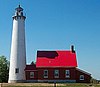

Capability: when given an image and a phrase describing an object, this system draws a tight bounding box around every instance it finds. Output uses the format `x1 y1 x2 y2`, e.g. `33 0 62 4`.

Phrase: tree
0 56 9 82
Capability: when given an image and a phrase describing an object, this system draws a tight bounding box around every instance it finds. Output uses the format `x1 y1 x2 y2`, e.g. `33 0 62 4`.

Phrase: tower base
8 80 26 83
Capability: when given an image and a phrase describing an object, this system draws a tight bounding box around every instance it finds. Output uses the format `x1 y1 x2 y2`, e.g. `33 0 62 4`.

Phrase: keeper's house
25 46 91 83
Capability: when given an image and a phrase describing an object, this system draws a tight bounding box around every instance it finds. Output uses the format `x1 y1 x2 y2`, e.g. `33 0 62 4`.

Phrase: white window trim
44 70 48 78
30 72 34 78
80 75 84 80
65 70 70 78
44 76 48 78
54 70 59 78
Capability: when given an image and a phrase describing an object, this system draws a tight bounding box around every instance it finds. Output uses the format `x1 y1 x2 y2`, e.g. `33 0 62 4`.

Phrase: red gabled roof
36 50 77 68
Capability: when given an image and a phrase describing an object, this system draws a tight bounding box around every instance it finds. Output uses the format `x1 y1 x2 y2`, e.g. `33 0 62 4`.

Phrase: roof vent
71 45 75 53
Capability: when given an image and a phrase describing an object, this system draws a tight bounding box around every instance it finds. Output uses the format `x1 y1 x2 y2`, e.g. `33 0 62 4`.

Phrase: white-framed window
65 70 70 78
80 75 84 80
44 70 48 78
30 72 34 78
54 70 59 78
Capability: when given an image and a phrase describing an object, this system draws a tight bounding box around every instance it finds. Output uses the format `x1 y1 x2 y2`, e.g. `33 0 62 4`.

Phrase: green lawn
3 86 100 87
1 83 100 87
3 85 100 87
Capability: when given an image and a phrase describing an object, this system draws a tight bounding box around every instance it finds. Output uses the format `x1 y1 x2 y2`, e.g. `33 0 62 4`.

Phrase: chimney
71 45 75 53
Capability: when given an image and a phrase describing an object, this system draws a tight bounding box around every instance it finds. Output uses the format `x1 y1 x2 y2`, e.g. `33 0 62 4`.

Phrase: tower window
44 70 48 78
30 72 34 78
65 70 70 78
80 75 84 80
15 68 19 73
54 70 59 78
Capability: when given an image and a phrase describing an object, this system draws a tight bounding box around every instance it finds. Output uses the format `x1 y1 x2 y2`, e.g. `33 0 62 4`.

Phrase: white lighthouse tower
8 5 26 83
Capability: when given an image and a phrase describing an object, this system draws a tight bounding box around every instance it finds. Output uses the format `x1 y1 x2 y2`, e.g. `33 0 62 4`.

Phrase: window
65 70 70 78
54 70 59 78
80 75 84 80
30 72 34 78
15 68 19 73
44 70 48 78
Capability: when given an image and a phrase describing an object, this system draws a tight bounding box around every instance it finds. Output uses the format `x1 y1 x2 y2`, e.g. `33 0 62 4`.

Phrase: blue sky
0 0 100 80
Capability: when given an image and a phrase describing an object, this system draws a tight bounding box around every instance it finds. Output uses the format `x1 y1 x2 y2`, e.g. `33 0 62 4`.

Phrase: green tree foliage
0 56 9 82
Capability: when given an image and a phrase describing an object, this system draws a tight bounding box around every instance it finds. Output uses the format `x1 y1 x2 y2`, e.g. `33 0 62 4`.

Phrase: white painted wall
8 16 26 83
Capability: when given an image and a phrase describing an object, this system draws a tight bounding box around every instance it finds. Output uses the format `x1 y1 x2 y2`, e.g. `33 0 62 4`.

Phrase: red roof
36 50 77 67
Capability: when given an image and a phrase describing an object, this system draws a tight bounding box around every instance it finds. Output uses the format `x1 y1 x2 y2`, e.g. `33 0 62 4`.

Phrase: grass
2 85 100 87
1 83 100 87
3 86 100 87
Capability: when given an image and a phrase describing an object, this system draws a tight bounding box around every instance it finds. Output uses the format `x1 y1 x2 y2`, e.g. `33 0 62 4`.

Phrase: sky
0 0 100 80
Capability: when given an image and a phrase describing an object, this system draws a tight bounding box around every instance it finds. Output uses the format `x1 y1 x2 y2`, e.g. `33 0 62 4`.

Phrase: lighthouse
8 5 26 83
